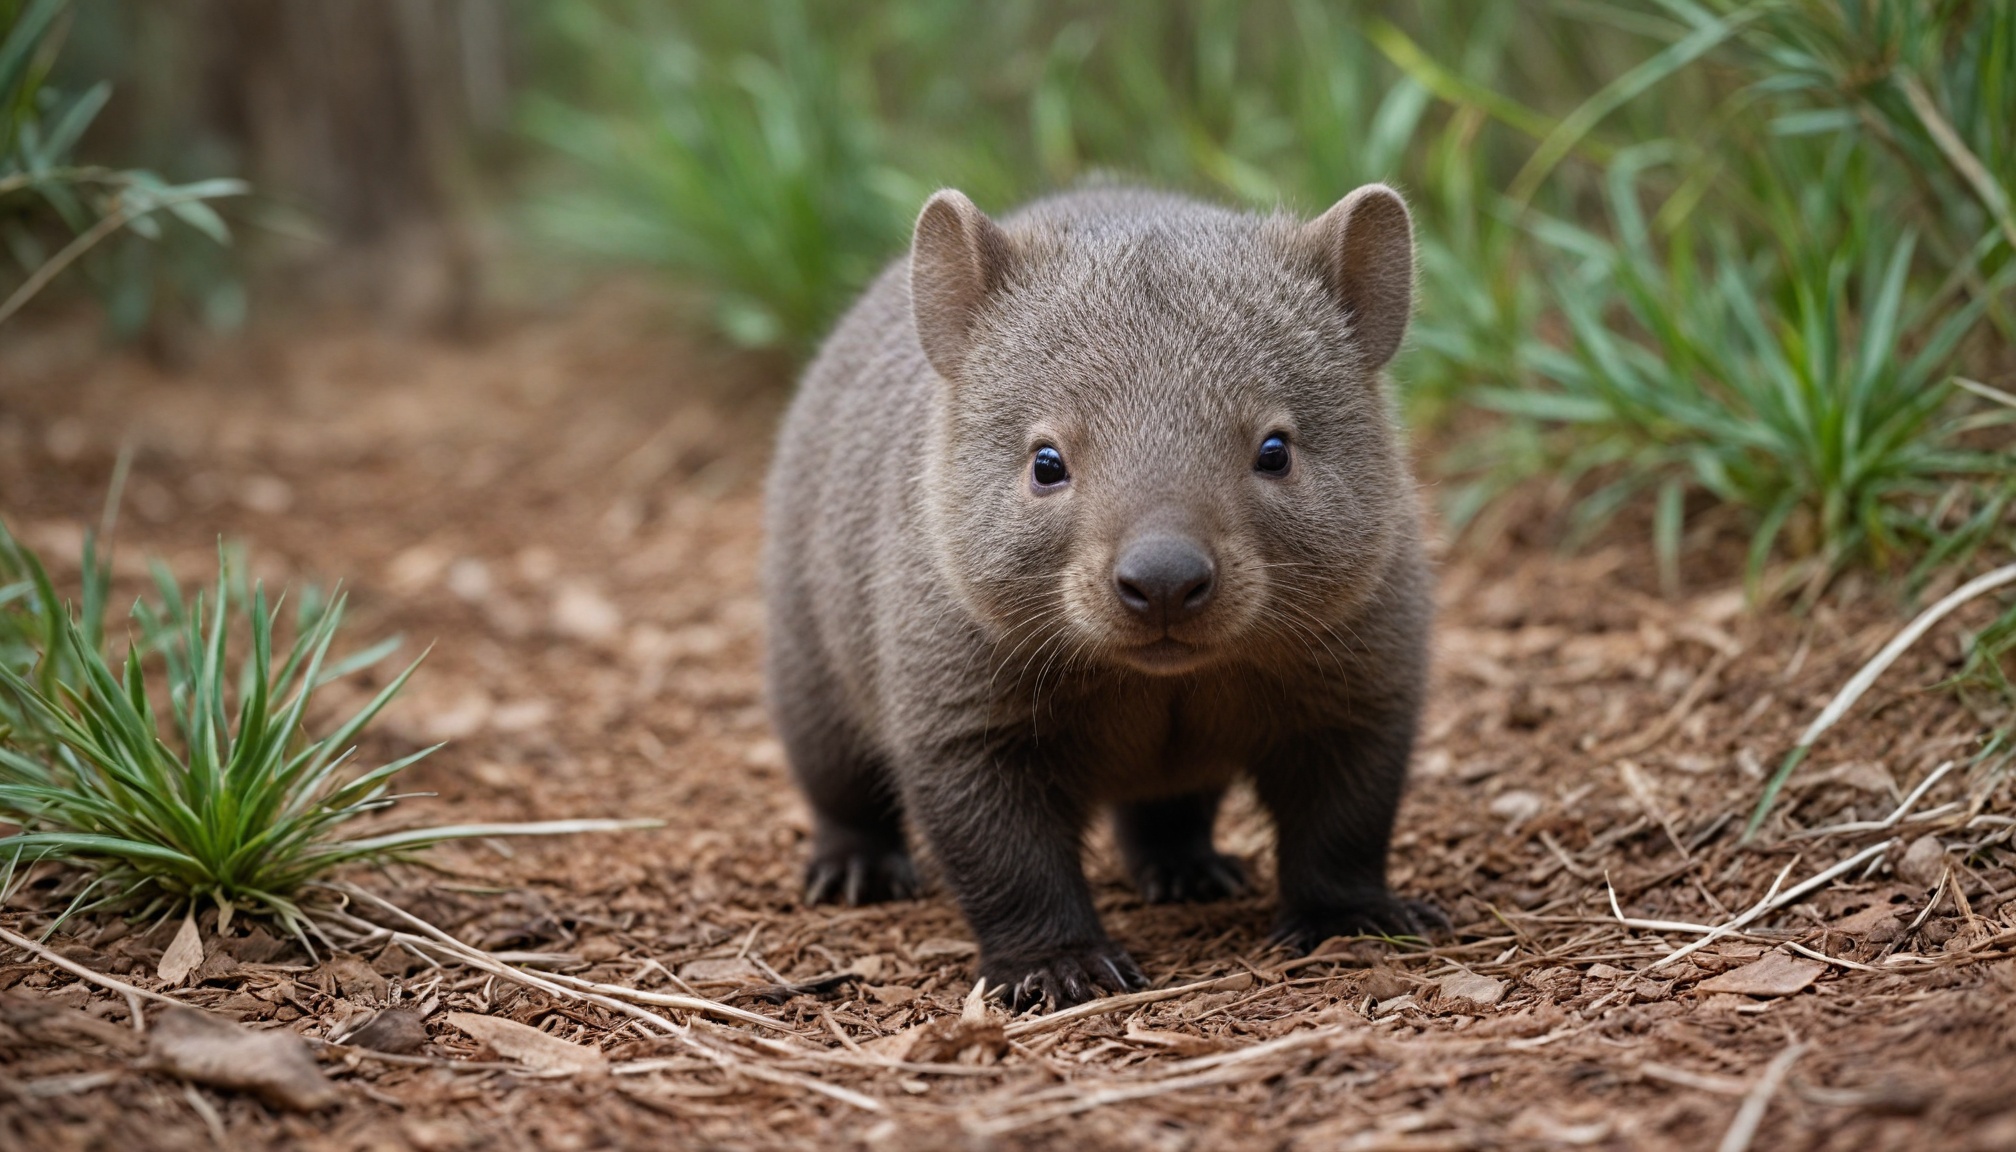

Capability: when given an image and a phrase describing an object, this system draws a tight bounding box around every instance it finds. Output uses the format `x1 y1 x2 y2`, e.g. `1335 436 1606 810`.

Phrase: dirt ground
2 288 2014 1151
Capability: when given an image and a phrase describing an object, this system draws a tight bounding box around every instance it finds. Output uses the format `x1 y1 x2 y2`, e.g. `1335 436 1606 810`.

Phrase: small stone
1897 835 1948 889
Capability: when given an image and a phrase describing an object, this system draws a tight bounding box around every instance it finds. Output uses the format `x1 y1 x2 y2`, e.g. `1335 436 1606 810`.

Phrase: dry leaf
322 952 389 1002
157 912 203 987
1835 901 1910 943
149 1008 339 1111
346 1008 430 1055
911 937 976 961
445 1012 606 1074
1695 952 1825 998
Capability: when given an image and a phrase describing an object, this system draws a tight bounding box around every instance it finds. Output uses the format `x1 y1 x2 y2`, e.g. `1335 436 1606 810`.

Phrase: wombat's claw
992 944 1147 1013
803 849 918 907
1131 851 1248 904
1269 893 1450 952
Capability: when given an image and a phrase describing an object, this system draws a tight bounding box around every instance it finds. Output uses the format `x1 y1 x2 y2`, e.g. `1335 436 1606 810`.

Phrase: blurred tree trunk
190 0 513 328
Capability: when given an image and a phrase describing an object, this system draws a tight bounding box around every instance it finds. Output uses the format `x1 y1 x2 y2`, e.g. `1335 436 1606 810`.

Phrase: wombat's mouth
1117 637 1212 676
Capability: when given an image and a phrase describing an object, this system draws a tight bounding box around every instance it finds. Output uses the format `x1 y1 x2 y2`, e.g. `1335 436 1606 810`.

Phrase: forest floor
2 287 2013 1151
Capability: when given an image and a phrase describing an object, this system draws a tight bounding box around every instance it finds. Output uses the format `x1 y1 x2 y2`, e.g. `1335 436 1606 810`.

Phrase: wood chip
445 1012 607 1074
323 952 389 1002
157 913 203 988
1695 952 1825 998
148 1007 340 1111
346 1008 430 1055
1435 972 1507 1011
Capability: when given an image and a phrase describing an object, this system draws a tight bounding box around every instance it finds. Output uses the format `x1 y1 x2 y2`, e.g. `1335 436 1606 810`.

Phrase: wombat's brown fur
764 183 1437 1010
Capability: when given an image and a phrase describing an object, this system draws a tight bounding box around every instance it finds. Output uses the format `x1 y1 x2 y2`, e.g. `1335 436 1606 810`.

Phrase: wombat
764 183 1438 1010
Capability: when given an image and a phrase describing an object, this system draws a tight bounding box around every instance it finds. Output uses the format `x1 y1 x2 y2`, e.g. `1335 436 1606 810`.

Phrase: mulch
2 287 2013 1151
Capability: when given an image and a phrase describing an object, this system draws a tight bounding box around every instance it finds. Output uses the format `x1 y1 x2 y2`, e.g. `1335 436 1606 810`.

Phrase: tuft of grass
0 520 652 937
1471 141 2013 589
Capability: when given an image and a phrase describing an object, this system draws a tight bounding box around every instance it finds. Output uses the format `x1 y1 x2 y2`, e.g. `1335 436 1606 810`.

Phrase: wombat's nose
1113 536 1215 625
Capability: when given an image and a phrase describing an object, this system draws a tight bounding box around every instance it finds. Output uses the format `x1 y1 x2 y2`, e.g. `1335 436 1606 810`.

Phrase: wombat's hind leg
1115 789 1248 904
774 667 916 905
805 821 917 907
799 752 915 905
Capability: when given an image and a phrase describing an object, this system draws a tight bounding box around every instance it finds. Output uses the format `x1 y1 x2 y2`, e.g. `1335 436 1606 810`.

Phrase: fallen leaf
1359 968 1417 1002
1696 952 1825 998
157 912 203 987
149 1007 339 1111
1835 901 1910 944
1436 971 1507 1011
911 938 976 961
445 1012 606 1074
868 984 918 1006
346 1008 430 1055
322 952 389 1002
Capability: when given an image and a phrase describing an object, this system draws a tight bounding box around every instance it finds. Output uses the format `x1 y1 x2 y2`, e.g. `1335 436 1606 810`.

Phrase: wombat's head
911 185 1416 677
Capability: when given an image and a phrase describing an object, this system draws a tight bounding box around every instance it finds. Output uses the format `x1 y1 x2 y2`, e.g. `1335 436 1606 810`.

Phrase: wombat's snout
1113 535 1216 627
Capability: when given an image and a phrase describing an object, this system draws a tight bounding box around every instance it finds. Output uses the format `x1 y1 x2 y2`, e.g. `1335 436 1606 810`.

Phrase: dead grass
2 288 2013 1151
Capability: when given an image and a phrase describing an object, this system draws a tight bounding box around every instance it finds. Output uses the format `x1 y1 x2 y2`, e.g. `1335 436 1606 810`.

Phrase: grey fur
763 184 1438 1011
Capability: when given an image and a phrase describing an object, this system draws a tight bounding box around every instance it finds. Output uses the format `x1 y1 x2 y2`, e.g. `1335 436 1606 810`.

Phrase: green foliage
0 520 455 936
528 0 2012 580
0 0 244 328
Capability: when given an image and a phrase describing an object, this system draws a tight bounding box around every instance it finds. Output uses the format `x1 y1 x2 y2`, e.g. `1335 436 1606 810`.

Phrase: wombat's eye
1255 434 1291 476
1031 445 1070 488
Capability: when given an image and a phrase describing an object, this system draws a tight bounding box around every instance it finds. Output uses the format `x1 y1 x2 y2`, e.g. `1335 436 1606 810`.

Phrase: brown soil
2 289 2013 1151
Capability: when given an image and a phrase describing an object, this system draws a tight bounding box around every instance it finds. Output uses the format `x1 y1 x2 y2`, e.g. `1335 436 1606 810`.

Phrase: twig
1788 760 1957 840
1649 840 1896 970
0 187 239 327
1001 973 1257 1040
1748 563 2016 838
1780 941 1878 973
324 885 881 1113
1595 651 1734 760
1717 1042 1805 1152
0 924 187 1007
1619 760 1692 860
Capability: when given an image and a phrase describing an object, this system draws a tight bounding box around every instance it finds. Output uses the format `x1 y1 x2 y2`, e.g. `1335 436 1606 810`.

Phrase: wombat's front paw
985 941 1148 1013
803 845 918 907
1270 892 1449 952
1129 850 1248 904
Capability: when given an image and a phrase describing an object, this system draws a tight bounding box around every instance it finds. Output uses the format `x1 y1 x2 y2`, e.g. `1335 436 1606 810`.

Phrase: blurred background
5 0 2014 601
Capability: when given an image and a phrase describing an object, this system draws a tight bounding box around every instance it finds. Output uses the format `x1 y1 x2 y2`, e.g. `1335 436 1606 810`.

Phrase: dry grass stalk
1716 1042 1806 1152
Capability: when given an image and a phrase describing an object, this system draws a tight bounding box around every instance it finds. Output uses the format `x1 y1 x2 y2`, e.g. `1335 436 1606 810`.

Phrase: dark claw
1130 851 1249 905
802 845 917 907
989 942 1146 1013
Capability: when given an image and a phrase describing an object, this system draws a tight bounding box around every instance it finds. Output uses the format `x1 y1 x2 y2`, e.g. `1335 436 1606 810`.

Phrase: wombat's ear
1301 184 1415 371
911 190 1014 381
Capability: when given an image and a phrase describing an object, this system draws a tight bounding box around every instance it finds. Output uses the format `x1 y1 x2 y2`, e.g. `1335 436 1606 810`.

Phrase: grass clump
0 521 647 937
